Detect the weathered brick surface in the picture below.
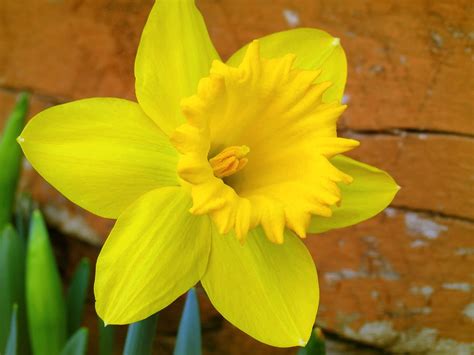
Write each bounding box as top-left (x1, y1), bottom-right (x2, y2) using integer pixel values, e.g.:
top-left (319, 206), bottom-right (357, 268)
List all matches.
top-left (347, 133), bottom-right (474, 220)
top-left (1, 0), bottom-right (473, 353)
top-left (1, 0), bottom-right (473, 134)
top-left (308, 209), bottom-right (474, 349)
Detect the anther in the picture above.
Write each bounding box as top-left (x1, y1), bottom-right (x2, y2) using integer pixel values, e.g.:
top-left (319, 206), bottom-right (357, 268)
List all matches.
top-left (209, 145), bottom-right (250, 178)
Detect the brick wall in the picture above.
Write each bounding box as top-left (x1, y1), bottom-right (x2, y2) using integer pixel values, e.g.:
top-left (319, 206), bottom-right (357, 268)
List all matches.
top-left (1, 0), bottom-right (472, 353)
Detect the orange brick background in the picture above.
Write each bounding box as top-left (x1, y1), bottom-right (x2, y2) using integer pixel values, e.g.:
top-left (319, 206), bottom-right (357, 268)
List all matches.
top-left (1, 0), bottom-right (473, 353)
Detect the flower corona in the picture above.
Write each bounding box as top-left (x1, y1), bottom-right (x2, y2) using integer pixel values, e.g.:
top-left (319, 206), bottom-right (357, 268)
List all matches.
top-left (172, 41), bottom-right (359, 243)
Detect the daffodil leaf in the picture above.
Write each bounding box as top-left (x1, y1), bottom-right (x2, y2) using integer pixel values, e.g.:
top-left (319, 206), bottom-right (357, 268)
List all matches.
top-left (123, 314), bottom-right (158, 355)
top-left (0, 226), bottom-right (27, 354)
top-left (98, 319), bottom-right (115, 355)
top-left (135, 0), bottom-right (220, 135)
top-left (66, 258), bottom-right (90, 335)
top-left (60, 328), bottom-right (88, 355)
top-left (4, 304), bottom-right (18, 355)
top-left (0, 92), bottom-right (29, 230)
top-left (308, 155), bottom-right (399, 234)
top-left (227, 29), bottom-right (346, 103)
top-left (14, 192), bottom-right (36, 240)
top-left (297, 328), bottom-right (326, 355)
top-left (26, 210), bottom-right (67, 355)
top-left (174, 288), bottom-right (202, 355)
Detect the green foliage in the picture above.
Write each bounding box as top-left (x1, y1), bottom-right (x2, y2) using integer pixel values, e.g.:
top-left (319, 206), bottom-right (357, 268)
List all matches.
top-left (5, 304), bottom-right (18, 355)
top-left (26, 210), bottom-right (67, 355)
top-left (123, 314), bottom-right (159, 355)
top-left (15, 192), bottom-right (36, 240)
top-left (0, 225), bottom-right (28, 354)
top-left (60, 328), bottom-right (89, 355)
top-left (0, 94), bottom-right (30, 355)
top-left (297, 328), bottom-right (326, 355)
top-left (0, 92), bottom-right (29, 230)
top-left (174, 288), bottom-right (202, 355)
top-left (1, 209), bottom-right (95, 355)
top-left (98, 319), bottom-right (116, 355)
top-left (66, 258), bottom-right (91, 335)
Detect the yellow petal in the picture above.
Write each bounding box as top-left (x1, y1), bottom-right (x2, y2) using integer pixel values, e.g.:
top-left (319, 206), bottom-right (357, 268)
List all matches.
top-left (201, 227), bottom-right (319, 347)
top-left (308, 155), bottom-right (400, 233)
top-left (227, 28), bottom-right (346, 103)
top-left (135, 0), bottom-right (220, 135)
top-left (95, 187), bottom-right (211, 324)
top-left (19, 98), bottom-right (178, 219)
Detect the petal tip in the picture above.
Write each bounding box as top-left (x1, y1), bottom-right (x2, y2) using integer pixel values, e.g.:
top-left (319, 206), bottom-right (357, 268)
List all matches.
top-left (298, 338), bottom-right (307, 347)
top-left (17, 136), bottom-right (25, 144)
top-left (331, 37), bottom-right (341, 47)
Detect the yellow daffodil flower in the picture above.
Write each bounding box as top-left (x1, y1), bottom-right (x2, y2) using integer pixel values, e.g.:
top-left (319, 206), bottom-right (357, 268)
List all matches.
top-left (18, 0), bottom-right (399, 348)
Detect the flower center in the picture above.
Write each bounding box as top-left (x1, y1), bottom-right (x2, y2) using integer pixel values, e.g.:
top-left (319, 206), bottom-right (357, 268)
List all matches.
top-left (170, 40), bottom-right (359, 243)
top-left (209, 145), bottom-right (250, 178)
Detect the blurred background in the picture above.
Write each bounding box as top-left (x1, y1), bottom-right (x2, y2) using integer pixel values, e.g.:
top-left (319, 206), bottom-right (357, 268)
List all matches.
top-left (0, 0), bottom-right (473, 354)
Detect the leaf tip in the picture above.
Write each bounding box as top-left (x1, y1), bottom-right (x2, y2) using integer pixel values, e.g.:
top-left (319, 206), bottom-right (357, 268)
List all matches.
top-left (17, 91), bottom-right (30, 103)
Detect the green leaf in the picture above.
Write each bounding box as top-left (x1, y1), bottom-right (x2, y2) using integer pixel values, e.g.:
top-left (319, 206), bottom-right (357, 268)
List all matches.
top-left (15, 192), bottom-right (36, 240)
top-left (66, 258), bottom-right (91, 335)
top-left (60, 328), bottom-right (88, 355)
top-left (98, 319), bottom-right (115, 355)
top-left (174, 288), bottom-right (202, 355)
top-left (26, 210), bottom-right (67, 355)
top-left (297, 328), bottom-right (326, 355)
top-left (122, 313), bottom-right (158, 355)
top-left (4, 304), bottom-right (18, 355)
top-left (0, 92), bottom-right (29, 230)
top-left (308, 155), bottom-right (399, 233)
top-left (0, 226), bottom-right (27, 354)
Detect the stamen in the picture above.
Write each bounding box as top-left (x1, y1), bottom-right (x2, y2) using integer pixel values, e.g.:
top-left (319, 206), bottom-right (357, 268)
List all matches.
top-left (209, 145), bottom-right (250, 178)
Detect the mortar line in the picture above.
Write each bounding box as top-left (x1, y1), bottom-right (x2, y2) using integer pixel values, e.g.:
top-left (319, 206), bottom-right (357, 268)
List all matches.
top-left (387, 205), bottom-right (474, 224)
top-left (341, 128), bottom-right (474, 139)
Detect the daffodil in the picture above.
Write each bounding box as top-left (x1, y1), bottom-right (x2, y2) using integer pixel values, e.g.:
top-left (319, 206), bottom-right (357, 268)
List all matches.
top-left (18, 0), bottom-right (398, 348)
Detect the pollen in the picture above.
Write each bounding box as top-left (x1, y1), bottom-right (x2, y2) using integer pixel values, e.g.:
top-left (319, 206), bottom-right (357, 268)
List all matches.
top-left (209, 145), bottom-right (250, 178)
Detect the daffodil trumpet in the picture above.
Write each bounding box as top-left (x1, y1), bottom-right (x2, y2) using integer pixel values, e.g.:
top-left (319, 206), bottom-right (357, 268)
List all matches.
top-left (18, 0), bottom-right (398, 347)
